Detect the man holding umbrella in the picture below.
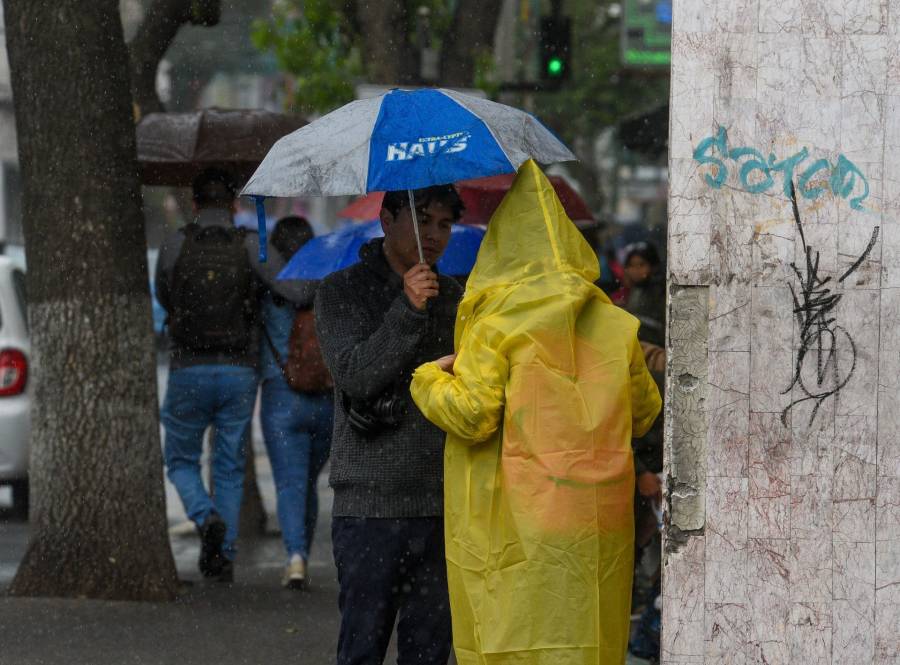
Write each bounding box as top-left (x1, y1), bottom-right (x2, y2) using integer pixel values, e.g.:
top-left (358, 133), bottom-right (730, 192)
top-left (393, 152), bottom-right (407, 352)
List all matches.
top-left (314, 185), bottom-right (463, 665)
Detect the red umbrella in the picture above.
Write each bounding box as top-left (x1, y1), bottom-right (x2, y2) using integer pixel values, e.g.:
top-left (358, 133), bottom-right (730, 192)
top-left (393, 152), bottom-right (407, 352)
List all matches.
top-left (338, 192), bottom-right (385, 221)
top-left (337, 174), bottom-right (594, 225)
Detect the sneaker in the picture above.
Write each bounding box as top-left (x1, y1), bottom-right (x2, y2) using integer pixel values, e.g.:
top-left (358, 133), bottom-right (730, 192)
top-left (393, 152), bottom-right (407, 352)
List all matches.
top-left (282, 554), bottom-right (307, 589)
top-left (198, 513), bottom-right (226, 578)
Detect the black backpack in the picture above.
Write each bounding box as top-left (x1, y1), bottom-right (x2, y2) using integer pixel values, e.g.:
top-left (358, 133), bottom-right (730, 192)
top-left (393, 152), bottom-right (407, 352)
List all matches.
top-left (168, 223), bottom-right (255, 352)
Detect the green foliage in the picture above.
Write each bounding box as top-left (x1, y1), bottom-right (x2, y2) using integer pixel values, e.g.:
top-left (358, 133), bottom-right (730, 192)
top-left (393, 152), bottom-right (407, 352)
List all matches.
top-left (253, 0), bottom-right (668, 167)
top-left (532, 0), bottom-right (669, 153)
top-left (473, 50), bottom-right (500, 98)
top-left (412, 0), bottom-right (457, 50)
top-left (252, 1), bottom-right (500, 114)
top-left (251, 0), bottom-right (362, 114)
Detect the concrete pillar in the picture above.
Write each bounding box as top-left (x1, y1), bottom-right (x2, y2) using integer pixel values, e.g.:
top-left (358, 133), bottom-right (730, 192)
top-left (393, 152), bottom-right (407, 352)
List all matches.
top-left (664, 1), bottom-right (900, 663)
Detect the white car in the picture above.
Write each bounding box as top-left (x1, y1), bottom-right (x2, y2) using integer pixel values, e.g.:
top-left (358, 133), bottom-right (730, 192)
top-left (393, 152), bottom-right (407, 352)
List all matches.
top-left (0, 255), bottom-right (29, 517)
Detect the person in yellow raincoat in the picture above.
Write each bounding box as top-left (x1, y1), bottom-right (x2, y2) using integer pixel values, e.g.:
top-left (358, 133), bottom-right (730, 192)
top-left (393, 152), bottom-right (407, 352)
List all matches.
top-left (410, 160), bottom-right (662, 665)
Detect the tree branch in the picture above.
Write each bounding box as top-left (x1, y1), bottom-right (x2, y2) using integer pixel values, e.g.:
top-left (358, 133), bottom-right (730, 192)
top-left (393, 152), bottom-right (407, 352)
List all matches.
top-left (440, 0), bottom-right (503, 87)
top-left (350, 0), bottom-right (418, 85)
top-left (128, 0), bottom-right (221, 119)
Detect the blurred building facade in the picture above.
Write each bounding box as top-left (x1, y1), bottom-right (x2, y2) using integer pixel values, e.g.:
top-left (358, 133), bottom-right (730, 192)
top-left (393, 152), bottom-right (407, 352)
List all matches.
top-left (0, 3), bottom-right (21, 249)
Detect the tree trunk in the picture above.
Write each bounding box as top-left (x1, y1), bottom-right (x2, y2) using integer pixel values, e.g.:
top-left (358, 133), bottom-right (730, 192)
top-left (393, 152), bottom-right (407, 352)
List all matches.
top-left (128, 0), bottom-right (221, 119)
top-left (441, 0), bottom-right (504, 87)
top-left (4, 0), bottom-right (179, 601)
top-left (350, 0), bottom-right (418, 85)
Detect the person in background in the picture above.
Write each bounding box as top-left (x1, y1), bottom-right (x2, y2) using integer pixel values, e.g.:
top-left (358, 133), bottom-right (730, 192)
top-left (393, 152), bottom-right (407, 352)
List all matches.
top-left (621, 240), bottom-right (665, 516)
top-left (621, 241), bottom-right (666, 346)
top-left (156, 169), bottom-right (313, 583)
top-left (620, 240), bottom-right (666, 661)
top-left (259, 216), bottom-right (333, 589)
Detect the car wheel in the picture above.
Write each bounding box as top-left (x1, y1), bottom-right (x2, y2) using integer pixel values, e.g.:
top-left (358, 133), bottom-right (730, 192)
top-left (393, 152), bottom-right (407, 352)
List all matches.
top-left (10, 479), bottom-right (29, 520)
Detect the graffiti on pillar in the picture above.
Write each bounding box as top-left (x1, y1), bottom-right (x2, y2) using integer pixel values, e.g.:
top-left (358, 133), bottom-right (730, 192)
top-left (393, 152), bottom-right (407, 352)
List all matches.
top-left (694, 126), bottom-right (871, 211)
top-left (780, 181), bottom-right (879, 426)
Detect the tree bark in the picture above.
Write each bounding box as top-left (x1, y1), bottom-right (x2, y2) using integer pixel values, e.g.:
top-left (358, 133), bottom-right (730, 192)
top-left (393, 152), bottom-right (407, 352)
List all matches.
top-left (349, 0), bottom-right (419, 85)
top-left (4, 0), bottom-right (179, 601)
top-left (128, 0), bottom-right (221, 119)
top-left (441, 0), bottom-right (504, 87)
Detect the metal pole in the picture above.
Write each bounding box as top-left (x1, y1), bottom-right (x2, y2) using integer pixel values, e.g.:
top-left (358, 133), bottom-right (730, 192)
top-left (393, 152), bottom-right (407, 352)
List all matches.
top-left (408, 189), bottom-right (425, 263)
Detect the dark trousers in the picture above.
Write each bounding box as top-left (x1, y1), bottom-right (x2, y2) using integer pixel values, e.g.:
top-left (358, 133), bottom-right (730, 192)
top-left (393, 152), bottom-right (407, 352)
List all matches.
top-left (332, 516), bottom-right (452, 665)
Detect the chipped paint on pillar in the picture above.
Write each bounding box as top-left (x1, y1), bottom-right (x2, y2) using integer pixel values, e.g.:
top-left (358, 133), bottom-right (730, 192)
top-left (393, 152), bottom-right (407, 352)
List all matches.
top-left (665, 1), bottom-right (900, 662)
top-left (665, 285), bottom-right (709, 540)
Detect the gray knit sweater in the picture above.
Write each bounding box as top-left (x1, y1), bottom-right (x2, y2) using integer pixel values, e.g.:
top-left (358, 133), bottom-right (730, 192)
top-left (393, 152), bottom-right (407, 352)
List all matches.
top-left (315, 239), bottom-right (462, 518)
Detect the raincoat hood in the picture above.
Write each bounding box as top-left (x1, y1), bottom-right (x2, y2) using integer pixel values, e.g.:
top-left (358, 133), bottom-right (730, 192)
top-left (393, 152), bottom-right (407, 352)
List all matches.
top-left (464, 159), bottom-right (600, 294)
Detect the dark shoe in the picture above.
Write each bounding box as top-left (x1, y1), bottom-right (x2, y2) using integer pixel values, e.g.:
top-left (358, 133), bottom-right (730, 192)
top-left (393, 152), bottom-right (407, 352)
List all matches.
top-left (216, 558), bottom-right (234, 583)
top-left (628, 594), bottom-right (661, 660)
top-left (198, 513), bottom-right (226, 578)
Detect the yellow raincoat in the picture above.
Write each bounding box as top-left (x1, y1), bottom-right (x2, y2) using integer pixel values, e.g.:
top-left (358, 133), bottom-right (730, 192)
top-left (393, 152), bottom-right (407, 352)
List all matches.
top-left (411, 160), bottom-right (662, 665)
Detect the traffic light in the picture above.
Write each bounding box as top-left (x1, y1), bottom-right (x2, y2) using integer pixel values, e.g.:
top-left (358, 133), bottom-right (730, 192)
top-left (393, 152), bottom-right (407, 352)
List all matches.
top-left (540, 15), bottom-right (571, 85)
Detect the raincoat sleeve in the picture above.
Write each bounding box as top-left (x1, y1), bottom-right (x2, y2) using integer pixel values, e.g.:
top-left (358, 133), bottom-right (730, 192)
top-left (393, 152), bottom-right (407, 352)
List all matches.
top-left (411, 320), bottom-right (508, 443)
top-left (629, 335), bottom-right (662, 438)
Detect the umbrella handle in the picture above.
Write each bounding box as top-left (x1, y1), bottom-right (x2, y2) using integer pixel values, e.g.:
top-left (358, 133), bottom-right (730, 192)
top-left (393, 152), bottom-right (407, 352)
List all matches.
top-left (254, 195), bottom-right (268, 263)
top-left (408, 189), bottom-right (425, 264)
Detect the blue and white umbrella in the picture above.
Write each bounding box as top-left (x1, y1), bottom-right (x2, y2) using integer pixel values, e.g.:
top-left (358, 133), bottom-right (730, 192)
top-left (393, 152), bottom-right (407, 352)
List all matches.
top-left (241, 88), bottom-right (575, 261)
top-left (277, 221), bottom-right (485, 281)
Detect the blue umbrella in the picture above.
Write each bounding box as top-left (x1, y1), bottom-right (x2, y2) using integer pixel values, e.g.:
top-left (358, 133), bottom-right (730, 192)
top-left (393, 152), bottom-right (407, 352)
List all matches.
top-left (242, 88), bottom-right (574, 262)
top-left (278, 221), bottom-right (485, 280)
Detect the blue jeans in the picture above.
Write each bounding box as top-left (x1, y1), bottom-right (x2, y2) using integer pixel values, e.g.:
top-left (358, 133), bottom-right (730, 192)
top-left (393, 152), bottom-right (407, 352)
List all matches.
top-left (260, 375), bottom-right (333, 559)
top-left (162, 364), bottom-right (258, 561)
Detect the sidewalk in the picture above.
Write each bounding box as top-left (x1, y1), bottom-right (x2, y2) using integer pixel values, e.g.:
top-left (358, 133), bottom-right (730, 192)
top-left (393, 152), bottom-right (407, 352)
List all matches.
top-left (1, 467), bottom-right (651, 665)
top-left (0, 453), bottom-right (344, 665)
top-left (0, 357), bottom-right (650, 664)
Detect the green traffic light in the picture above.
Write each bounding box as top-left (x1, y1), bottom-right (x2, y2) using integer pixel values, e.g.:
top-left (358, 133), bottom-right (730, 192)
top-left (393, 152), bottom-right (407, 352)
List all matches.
top-left (547, 57), bottom-right (564, 76)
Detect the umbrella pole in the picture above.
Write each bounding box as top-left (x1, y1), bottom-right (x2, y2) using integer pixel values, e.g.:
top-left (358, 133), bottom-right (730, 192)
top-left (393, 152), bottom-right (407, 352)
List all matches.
top-left (253, 195), bottom-right (268, 263)
top-left (408, 189), bottom-right (425, 264)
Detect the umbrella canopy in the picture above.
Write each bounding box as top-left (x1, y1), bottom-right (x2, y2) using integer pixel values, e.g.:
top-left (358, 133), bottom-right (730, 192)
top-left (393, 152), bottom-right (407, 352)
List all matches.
top-left (337, 174), bottom-right (594, 226)
top-left (136, 108), bottom-right (307, 187)
top-left (278, 221), bottom-right (486, 280)
top-left (241, 88), bottom-right (575, 198)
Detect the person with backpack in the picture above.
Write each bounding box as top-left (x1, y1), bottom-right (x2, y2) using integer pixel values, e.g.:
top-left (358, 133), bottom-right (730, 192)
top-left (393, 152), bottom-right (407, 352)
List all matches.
top-left (155, 169), bottom-right (315, 583)
top-left (258, 216), bottom-right (333, 589)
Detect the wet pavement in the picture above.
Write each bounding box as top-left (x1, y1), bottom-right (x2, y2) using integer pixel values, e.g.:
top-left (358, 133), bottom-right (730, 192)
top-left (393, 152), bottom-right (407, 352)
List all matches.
top-left (0, 468), bottom-right (651, 665)
top-left (0, 452), bottom-right (345, 665)
top-left (0, 353), bottom-right (651, 664)
top-left (0, 354), bottom-right (349, 664)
